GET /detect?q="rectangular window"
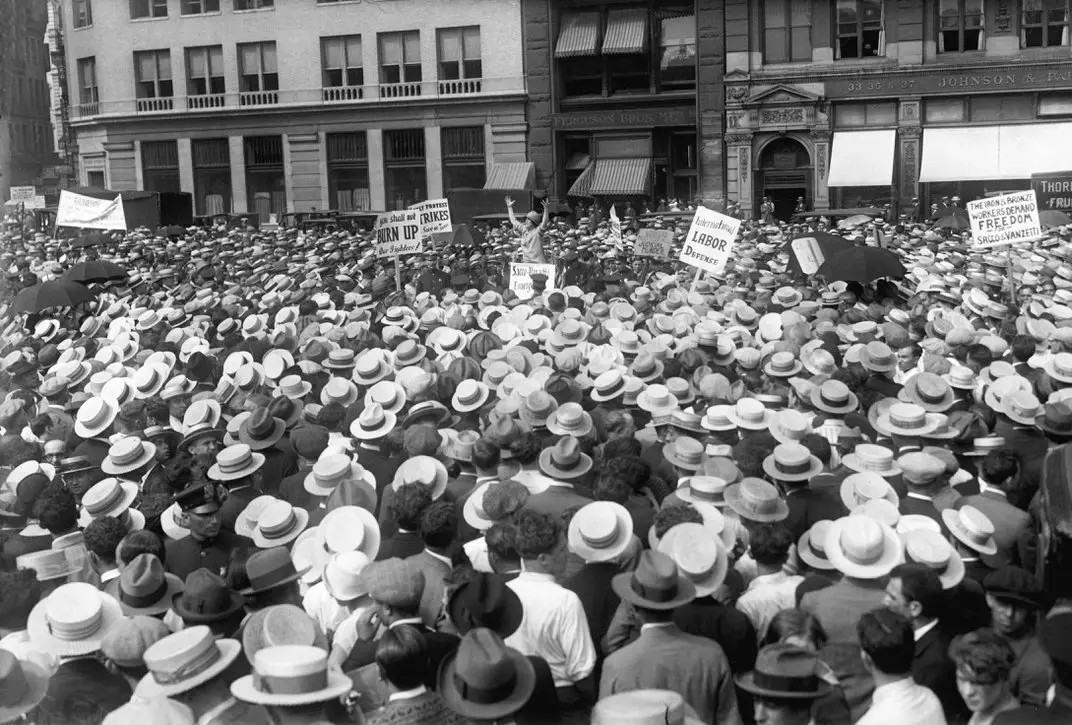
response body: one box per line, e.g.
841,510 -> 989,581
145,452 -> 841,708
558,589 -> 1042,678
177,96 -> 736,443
186,46 -> 225,96
924,97 -> 966,122
969,94 -> 1035,122
437,26 -> 481,82
764,0 -> 812,63
657,10 -> 695,90
87,170 -> 105,187
1022,0 -> 1070,47
244,136 -> 286,219
383,129 -> 427,210
379,31 -> 422,87
238,41 -> 279,103
836,0 -> 884,58
833,101 -> 897,127
181,0 -> 219,14
76,57 -> 97,109
141,140 -> 181,193
327,132 -> 371,211
234,0 -> 273,9
442,126 -> 486,191
1039,93 -> 1072,116
74,0 -> 93,28
192,138 -> 231,215
321,35 -> 364,97
129,0 -> 167,19
134,50 -> 173,98
938,0 -> 984,51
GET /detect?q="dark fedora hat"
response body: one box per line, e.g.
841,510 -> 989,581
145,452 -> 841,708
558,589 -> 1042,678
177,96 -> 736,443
736,643 -> 833,700
611,550 -> 696,611
240,547 -> 309,596
447,573 -> 523,638
171,568 -> 246,623
238,408 -> 286,451
438,628 -> 536,721
1037,401 -> 1072,440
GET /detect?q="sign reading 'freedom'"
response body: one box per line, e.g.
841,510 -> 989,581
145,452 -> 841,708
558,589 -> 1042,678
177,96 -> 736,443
966,190 -> 1041,248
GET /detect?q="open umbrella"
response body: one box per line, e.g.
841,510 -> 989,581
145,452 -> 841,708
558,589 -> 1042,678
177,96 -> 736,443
1040,210 -> 1072,228
62,260 -> 128,285
784,231 -> 853,275
159,225 -> 186,237
8,280 -> 96,316
933,208 -> 971,230
837,213 -> 876,229
69,232 -> 109,249
817,246 -> 906,283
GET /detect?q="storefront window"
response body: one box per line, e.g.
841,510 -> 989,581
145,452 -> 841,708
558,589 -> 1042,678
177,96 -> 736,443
383,129 -> 426,210
969,95 -> 1035,122
658,10 -> 696,90
938,0 -> 984,52
924,97 -> 966,123
441,127 -> 486,191
834,102 -> 897,127
327,132 -> 370,211
1022,0 -> 1070,48
763,0 -> 812,63
192,138 -> 231,216
141,140 -> 180,193
836,0 -> 884,58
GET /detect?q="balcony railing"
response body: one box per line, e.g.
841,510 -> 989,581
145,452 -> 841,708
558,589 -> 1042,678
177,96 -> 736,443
70,76 -> 524,120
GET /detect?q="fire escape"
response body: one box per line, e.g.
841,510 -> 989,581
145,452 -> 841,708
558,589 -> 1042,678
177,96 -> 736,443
47,0 -> 76,185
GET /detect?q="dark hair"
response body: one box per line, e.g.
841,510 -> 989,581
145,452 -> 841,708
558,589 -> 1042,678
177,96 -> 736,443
890,563 -> 945,619
594,476 -> 630,504
653,502 -> 703,540
733,436 -> 776,478
948,628 -> 1016,685
980,450 -> 1019,489
376,624 -> 429,690
858,609 -> 915,675
142,396 -> 170,425
83,516 -> 128,563
1010,335 -> 1036,363
470,438 -> 501,471
512,510 -> 561,559
602,410 -> 636,440
763,608 -> 828,650
800,433 -> 832,467
389,484 -> 434,532
485,523 -> 520,563
34,483 -> 78,535
118,530 -> 166,568
509,433 -> 544,465
418,501 -> 458,550
601,435 -> 642,460
750,522 -> 794,567
0,570 -> 42,631
602,456 -> 650,493
965,344 -> 993,372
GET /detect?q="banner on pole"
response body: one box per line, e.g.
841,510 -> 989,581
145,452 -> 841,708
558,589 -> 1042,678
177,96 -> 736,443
678,206 -> 741,276
410,199 -> 452,237
56,190 -> 127,230
26,195 -> 46,210
9,186 -> 35,204
790,237 -> 825,275
509,263 -> 558,301
633,229 -> 674,259
609,205 -> 622,248
967,190 -> 1041,248
374,209 -> 423,258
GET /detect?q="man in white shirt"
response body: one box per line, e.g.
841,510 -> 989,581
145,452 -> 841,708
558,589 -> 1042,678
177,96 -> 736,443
736,522 -> 803,643
504,510 -> 596,710
856,608 -> 947,725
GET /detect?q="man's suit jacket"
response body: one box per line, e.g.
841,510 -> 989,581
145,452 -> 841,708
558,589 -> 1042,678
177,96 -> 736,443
407,549 -> 452,628
993,421 -> 1050,506
377,530 -> 425,561
865,374 -> 902,399
343,622 -> 459,688
565,562 -> 621,660
993,696 -> 1072,725
900,494 -> 949,536
784,485 -> 848,541
72,437 -> 111,467
600,624 -> 742,725
914,624 -> 969,724
523,482 -> 593,522
354,444 -> 402,504
957,489 -> 1031,567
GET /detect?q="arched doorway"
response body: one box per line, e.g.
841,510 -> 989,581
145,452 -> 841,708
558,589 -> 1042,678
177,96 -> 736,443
757,137 -> 812,221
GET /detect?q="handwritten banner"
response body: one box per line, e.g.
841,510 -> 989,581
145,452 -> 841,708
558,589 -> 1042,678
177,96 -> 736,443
678,207 -> 741,276
410,198 -> 452,237
633,229 -> 674,259
967,190 -> 1041,248
509,263 -> 558,301
56,191 -> 127,230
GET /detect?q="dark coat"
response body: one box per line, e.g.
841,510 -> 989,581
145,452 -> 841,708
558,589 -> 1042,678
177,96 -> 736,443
523,483 -> 593,522
377,530 -> 425,561
957,489 -> 1032,568
34,657 -> 133,725
342,622 -> 458,689
784,485 -> 848,542
72,437 -> 111,467
165,529 -> 252,580
565,562 -> 622,660
354,444 -> 402,505
914,624 -> 969,724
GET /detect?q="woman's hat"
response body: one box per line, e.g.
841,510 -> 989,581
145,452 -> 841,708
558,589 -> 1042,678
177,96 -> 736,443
171,568 -> 246,624
942,505 -> 998,556
101,436 -> 156,475
798,520 -> 837,571
136,627 -> 242,698
901,528 -> 965,589
349,402 -> 397,440
762,442 -> 823,483
736,643 -> 833,700
824,516 -> 904,579
538,437 -> 593,480
437,628 -> 535,721
208,443 -> 266,482
724,478 -> 789,522
231,645 -> 351,706
657,522 -> 728,598
251,500 -> 310,549
0,651 -> 48,724
840,471 -> 899,512
611,550 -> 696,611
567,501 -> 634,563
27,583 -> 124,657
107,553 -> 184,616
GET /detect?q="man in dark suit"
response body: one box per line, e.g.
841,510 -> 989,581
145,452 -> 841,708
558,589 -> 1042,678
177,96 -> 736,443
884,563 -> 969,724
898,451 -> 950,536
956,449 -> 1031,568
377,483 -> 432,561
860,341 -> 903,398
993,407 -> 1050,510
994,612 -> 1072,725
405,501 -> 456,628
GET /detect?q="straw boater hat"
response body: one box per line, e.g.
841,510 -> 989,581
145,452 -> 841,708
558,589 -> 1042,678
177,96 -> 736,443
251,500 -> 310,549
208,444 -> 266,482
591,690 -> 705,725
841,443 -> 901,477
724,478 -> 789,523
231,645 -> 352,706
28,583 -> 124,657
674,476 -> 728,507
840,472 -> 899,511
136,626 -> 242,698
315,505 -> 381,560
824,515 -> 904,579
567,501 -> 633,563
101,436 -> 156,476
762,443 -> 822,483
727,398 -> 770,430
874,402 -> 943,438
798,520 -> 837,571
810,379 -> 859,415
901,528 -> 965,589
79,478 -> 142,529
942,505 -> 998,556
657,522 -> 728,598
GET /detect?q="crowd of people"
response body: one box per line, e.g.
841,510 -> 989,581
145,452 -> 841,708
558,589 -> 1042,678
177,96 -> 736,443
0,199 -> 1070,725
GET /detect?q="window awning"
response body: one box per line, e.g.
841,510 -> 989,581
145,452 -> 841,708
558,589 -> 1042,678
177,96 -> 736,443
568,163 -> 595,197
826,130 -> 896,187
589,158 -> 652,195
919,122 -> 1072,182
555,12 -> 601,58
602,8 -> 648,55
483,162 -> 535,191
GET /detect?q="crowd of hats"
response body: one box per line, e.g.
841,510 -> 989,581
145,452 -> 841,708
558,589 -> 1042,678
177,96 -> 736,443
2,203 -> 1072,725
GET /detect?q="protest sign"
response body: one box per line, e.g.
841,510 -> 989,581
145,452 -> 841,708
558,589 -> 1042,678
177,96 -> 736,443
9,186 -> 35,204
609,205 -> 622,247
27,195 -> 46,210
509,263 -> 557,301
966,190 -> 1041,248
633,229 -> 674,259
410,199 -> 452,236
374,209 -> 422,258
678,206 -> 741,276
56,190 -> 127,231
791,237 -> 825,275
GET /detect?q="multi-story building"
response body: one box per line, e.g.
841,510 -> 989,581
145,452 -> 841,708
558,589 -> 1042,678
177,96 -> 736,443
61,0 -> 528,217
523,0 -> 724,212
723,0 -> 1072,220
0,0 -> 55,203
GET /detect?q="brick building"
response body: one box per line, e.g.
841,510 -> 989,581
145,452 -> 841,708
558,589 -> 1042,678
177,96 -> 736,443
61,0 -> 528,217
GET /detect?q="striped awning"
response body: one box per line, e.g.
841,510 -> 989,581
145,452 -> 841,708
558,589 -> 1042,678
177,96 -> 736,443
567,163 -> 595,197
602,8 -> 648,55
483,162 -> 535,191
589,158 -> 652,195
555,12 -> 601,58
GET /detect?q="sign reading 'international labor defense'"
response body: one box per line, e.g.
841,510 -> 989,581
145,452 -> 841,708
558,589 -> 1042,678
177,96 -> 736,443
679,207 -> 741,276
967,190 -> 1041,248
374,210 -> 422,257
632,229 -> 674,259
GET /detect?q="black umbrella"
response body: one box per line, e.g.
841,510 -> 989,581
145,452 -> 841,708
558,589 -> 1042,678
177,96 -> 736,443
62,260 -> 128,285
159,225 -> 186,237
933,208 -> 971,230
817,246 -> 906,283
784,231 -> 853,275
8,281 -> 96,315
69,232 -> 109,249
